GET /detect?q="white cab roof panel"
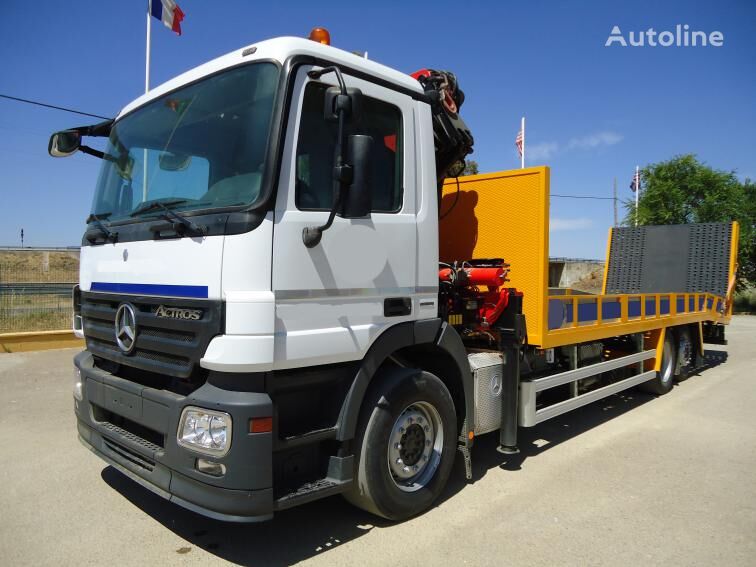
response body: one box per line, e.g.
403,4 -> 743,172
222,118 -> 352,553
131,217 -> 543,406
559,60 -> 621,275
118,36 -> 422,118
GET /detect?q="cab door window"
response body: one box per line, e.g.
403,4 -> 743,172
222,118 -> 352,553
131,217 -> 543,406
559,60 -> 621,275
295,82 -> 403,212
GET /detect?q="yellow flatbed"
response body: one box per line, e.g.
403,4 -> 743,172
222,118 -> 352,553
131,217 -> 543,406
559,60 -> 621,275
440,167 -> 738,349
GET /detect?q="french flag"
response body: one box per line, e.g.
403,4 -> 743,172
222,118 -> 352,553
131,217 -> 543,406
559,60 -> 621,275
150,0 -> 185,36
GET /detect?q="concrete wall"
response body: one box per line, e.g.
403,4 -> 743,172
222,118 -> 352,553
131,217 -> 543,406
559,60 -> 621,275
549,260 -> 605,291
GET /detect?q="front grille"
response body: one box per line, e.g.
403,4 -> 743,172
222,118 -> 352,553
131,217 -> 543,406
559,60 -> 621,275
139,327 -> 194,343
81,291 -> 222,379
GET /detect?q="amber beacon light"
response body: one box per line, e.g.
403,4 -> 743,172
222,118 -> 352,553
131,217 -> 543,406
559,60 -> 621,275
308,27 -> 331,45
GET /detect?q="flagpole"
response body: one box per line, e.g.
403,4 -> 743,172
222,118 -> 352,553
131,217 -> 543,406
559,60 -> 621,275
143,1 -> 152,201
145,1 -> 152,93
634,165 -> 639,227
521,116 -> 525,169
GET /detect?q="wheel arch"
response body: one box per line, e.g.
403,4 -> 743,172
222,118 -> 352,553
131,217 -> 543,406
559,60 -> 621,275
336,320 -> 473,443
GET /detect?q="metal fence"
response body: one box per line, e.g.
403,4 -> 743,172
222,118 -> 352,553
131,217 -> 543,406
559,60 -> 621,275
0,250 -> 78,333
548,257 -> 605,264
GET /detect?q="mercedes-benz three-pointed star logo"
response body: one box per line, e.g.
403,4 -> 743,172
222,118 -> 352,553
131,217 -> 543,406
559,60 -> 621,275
114,303 -> 137,354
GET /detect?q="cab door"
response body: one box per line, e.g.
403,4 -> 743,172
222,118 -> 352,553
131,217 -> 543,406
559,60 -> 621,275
271,65 -> 420,370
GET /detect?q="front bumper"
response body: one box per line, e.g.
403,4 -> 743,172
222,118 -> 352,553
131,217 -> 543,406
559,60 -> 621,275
74,351 -> 275,522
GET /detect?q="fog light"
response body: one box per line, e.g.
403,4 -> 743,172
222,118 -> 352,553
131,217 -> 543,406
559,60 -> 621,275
73,367 -> 83,401
196,458 -> 226,476
177,407 -> 232,456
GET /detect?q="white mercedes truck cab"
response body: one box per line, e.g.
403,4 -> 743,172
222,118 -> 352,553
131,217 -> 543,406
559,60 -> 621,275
52,33 -> 480,522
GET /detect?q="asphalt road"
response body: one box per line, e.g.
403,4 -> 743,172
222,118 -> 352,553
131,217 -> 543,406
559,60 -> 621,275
1,317 -> 754,566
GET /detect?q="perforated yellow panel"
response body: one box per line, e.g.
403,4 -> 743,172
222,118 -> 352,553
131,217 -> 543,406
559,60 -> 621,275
440,167 -> 550,346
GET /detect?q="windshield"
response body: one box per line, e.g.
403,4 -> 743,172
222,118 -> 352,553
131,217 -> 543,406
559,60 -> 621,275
90,62 -> 279,223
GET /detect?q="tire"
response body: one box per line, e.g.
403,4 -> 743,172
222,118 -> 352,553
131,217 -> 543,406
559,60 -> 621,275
640,332 -> 676,395
675,327 -> 694,381
344,369 -> 458,521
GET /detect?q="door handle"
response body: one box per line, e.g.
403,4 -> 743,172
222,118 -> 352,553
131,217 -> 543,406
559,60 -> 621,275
384,297 -> 411,317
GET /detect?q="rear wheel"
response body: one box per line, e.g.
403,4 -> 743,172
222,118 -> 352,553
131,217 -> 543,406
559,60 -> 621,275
344,369 -> 457,520
640,332 -> 676,395
675,327 -> 695,381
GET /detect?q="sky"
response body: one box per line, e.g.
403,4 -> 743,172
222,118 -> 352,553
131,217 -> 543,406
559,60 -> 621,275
0,0 -> 754,258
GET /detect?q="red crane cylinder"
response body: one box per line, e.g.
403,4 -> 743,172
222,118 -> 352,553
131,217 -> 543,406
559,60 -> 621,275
465,267 -> 505,288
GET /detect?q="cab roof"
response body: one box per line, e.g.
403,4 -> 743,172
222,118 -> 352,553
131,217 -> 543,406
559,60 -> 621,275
118,36 -> 423,119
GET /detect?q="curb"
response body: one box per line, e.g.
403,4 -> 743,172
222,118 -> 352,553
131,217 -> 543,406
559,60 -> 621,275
0,330 -> 84,353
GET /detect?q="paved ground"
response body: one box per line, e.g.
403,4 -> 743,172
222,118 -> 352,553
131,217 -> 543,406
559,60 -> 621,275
1,317 -> 754,566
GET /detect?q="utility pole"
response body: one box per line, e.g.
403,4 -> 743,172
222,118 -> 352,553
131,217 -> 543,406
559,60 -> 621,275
634,165 -> 640,227
613,178 -> 618,227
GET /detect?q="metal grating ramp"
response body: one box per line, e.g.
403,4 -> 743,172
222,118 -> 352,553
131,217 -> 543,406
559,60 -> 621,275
686,223 -> 732,297
605,223 -> 733,296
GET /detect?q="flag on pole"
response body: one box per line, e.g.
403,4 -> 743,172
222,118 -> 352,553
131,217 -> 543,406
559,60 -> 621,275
515,129 -> 524,157
630,169 -> 641,192
516,117 -> 525,168
150,0 -> 185,35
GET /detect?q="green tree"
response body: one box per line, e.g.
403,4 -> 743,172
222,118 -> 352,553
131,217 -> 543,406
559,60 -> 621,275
624,154 -> 754,285
462,160 -> 479,175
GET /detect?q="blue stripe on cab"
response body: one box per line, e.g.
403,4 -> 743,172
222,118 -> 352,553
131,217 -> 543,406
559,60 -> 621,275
91,282 -> 208,299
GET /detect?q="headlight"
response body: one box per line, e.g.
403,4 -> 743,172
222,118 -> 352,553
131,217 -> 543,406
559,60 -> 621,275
73,367 -> 83,401
177,407 -> 232,456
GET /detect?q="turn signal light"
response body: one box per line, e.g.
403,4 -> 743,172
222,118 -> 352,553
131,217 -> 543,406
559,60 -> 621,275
308,27 -> 331,45
249,416 -> 273,433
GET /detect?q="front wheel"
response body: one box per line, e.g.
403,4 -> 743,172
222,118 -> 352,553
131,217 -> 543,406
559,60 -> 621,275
344,369 -> 457,520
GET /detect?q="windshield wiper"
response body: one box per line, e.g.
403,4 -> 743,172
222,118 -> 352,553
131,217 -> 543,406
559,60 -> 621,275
85,212 -> 117,243
130,198 -> 188,217
139,201 -> 206,237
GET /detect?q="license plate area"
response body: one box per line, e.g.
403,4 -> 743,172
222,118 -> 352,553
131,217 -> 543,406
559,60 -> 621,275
104,384 -> 143,421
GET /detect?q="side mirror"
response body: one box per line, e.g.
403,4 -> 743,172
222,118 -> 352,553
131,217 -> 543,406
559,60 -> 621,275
48,130 -> 81,157
342,134 -> 373,218
323,86 -> 363,122
303,67 -> 369,247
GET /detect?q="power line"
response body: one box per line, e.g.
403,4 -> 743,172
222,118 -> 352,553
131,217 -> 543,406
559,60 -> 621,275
0,95 -> 635,208
0,94 -> 110,120
551,193 -> 615,200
